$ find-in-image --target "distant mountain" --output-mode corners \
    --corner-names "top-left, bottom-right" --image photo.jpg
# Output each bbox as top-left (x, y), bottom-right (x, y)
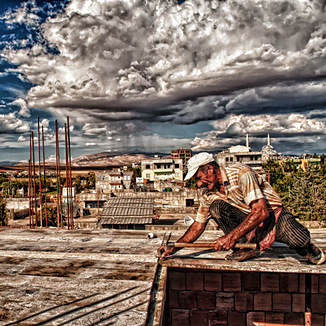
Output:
top-left (71, 151), bottom-right (171, 167)
top-left (0, 161), bottom-right (20, 166)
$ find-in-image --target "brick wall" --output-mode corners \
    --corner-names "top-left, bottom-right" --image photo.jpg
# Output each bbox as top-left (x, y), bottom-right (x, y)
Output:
top-left (165, 268), bottom-right (326, 326)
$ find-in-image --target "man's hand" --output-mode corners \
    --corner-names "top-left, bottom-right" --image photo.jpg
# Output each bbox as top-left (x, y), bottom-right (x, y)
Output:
top-left (157, 244), bottom-right (177, 260)
top-left (214, 234), bottom-right (236, 251)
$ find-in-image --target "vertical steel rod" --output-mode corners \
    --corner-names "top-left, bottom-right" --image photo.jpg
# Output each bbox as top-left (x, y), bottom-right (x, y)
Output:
top-left (55, 121), bottom-right (62, 228)
top-left (67, 117), bottom-right (73, 229)
top-left (38, 118), bottom-right (42, 227)
top-left (64, 123), bottom-right (70, 229)
top-left (42, 126), bottom-right (48, 228)
top-left (31, 131), bottom-right (37, 228)
top-left (28, 137), bottom-right (32, 229)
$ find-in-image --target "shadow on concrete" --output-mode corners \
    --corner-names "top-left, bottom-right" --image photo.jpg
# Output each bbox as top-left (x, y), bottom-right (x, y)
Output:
top-left (4, 285), bottom-right (149, 326)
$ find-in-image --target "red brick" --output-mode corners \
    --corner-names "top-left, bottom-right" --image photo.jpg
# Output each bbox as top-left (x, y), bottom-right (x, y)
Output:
top-left (209, 311), bottom-right (227, 326)
top-left (273, 293), bottom-right (291, 312)
top-left (171, 309), bottom-right (190, 326)
top-left (261, 273), bottom-right (279, 292)
top-left (311, 314), bottom-right (325, 326)
top-left (312, 274), bottom-right (319, 293)
top-left (318, 274), bottom-right (326, 293)
top-left (197, 291), bottom-right (216, 309)
top-left (186, 272), bottom-right (203, 291)
top-left (284, 312), bottom-right (304, 325)
top-left (242, 272), bottom-right (260, 291)
top-left (311, 293), bottom-right (326, 313)
top-left (228, 311), bottom-right (246, 326)
top-left (280, 273), bottom-right (298, 293)
top-left (216, 292), bottom-right (234, 310)
top-left (247, 312), bottom-right (265, 325)
top-left (169, 272), bottom-right (186, 290)
top-left (190, 310), bottom-right (209, 326)
top-left (292, 293), bottom-right (305, 313)
top-left (178, 291), bottom-right (196, 309)
top-left (169, 290), bottom-right (179, 308)
top-left (265, 312), bottom-right (284, 323)
top-left (204, 272), bottom-right (222, 291)
top-left (299, 274), bottom-right (306, 293)
top-left (254, 293), bottom-right (272, 311)
top-left (235, 292), bottom-right (253, 311)
top-left (223, 272), bottom-right (241, 291)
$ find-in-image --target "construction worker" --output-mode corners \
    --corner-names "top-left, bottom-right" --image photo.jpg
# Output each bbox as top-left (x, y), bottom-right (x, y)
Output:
top-left (158, 152), bottom-right (325, 264)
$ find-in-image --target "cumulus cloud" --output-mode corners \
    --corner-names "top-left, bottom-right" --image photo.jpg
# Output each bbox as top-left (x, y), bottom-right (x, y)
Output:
top-left (10, 98), bottom-right (30, 117)
top-left (2, 0), bottom-right (326, 156)
top-left (0, 112), bottom-right (30, 134)
top-left (191, 113), bottom-right (326, 153)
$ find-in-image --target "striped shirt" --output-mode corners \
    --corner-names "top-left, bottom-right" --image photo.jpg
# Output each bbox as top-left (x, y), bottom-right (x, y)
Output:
top-left (195, 163), bottom-right (283, 223)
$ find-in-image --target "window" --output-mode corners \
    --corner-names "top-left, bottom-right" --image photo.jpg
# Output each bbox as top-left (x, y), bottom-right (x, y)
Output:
top-left (226, 157), bottom-right (229, 162)
top-left (230, 157), bottom-right (234, 162)
top-left (146, 164), bottom-right (150, 169)
top-left (175, 164), bottom-right (179, 169)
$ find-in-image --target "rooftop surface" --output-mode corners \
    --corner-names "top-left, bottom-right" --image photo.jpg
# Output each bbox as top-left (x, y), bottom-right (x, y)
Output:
top-left (0, 228), bottom-right (162, 326)
top-left (0, 227), bottom-right (325, 325)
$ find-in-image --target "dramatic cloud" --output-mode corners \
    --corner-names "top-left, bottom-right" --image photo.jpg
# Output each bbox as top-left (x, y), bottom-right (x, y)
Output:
top-left (0, 112), bottom-right (30, 133)
top-left (1, 0), bottom-right (326, 158)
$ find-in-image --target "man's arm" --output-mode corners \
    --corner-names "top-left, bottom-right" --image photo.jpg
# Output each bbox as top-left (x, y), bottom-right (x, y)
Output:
top-left (158, 221), bottom-right (207, 260)
top-left (214, 198), bottom-right (269, 251)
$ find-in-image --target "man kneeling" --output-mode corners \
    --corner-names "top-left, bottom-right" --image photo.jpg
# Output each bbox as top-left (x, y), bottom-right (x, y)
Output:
top-left (158, 152), bottom-right (325, 265)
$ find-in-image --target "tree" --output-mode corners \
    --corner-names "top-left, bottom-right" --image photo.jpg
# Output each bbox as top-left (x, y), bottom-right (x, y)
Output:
top-left (289, 167), bottom-right (326, 221)
top-left (0, 197), bottom-right (7, 226)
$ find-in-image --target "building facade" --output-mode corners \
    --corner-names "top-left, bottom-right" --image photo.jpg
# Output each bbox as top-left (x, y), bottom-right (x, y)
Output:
top-left (95, 168), bottom-right (134, 193)
top-left (171, 147), bottom-right (192, 168)
top-left (141, 157), bottom-right (183, 182)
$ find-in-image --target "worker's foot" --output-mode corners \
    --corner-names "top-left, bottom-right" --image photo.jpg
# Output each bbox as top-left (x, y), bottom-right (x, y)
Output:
top-left (225, 248), bottom-right (256, 262)
top-left (306, 244), bottom-right (326, 265)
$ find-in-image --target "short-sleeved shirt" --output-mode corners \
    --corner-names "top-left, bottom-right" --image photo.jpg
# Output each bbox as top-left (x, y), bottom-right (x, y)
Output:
top-left (195, 163), bottom-right (283, 223)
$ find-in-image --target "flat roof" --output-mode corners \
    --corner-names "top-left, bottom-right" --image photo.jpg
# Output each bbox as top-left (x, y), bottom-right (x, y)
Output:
top-left (0, 228), bottom-right (161, 325)
top-left (160, 229), bottom-right (326, 274)
top-left (0, 227), bottom-right (325, 325)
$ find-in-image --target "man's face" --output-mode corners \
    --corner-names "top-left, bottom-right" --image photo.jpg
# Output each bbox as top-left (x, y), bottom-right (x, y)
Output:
top-left (194, 165), bottom-right (217, 190)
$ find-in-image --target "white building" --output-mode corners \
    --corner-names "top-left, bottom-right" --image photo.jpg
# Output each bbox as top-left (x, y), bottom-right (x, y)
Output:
top-left (141, 158), bottom-right (183, 182)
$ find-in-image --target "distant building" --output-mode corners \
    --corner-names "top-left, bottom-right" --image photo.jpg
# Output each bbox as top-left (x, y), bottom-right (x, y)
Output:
top-left (62, 187), bottom-right (75, 203)
top-left (171, 147), bottom-right (192, 168)
top-left (98, 197), bottom-right (154, 230)
top-left (95, 168), bottom-right (134, 193)
top-left (215, 134), bottom-right (263, 172)
top-left (262, 134), bottom-right (282, 162)
top-left (141, 157), bottom-right (183, 182)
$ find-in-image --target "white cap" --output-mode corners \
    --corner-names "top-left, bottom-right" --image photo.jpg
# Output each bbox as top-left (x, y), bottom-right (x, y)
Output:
top-left (184, 152), bottom-right (215, 180)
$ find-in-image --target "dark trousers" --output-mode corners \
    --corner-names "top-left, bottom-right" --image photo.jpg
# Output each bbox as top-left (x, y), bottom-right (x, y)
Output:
top-left (209, 200), bottom-right (311, 255)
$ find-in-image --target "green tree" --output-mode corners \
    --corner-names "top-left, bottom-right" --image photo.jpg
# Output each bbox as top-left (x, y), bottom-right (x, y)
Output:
top-left (288, 167), bottom-right (326, 221)
top-left (0, 196), bottom-right (7, 226)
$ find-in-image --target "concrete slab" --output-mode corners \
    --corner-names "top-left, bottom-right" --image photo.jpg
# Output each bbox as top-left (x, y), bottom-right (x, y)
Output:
top-left (0, 227), bottom-right (325, 325)
top-left (160, 229), bottom-right (326, 273)
top-left (0, 228), bottom-right (163, 326)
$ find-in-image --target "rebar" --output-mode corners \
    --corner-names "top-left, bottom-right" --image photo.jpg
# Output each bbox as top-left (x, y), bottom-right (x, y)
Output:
top-left (38, 118), bottom-right (42, 227)
top-left (42, 126), bottom-right (48, 228)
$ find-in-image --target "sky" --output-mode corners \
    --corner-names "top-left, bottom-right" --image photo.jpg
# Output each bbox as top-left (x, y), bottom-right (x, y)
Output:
top-left (1, 0), bottom-right (326, 162)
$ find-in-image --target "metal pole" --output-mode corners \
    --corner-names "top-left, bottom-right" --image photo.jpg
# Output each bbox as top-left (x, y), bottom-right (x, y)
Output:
top-left (64, 123), bottom-right (70, 229)
top-left (28, 149), bottom-right (32, 229)
top-left (31, 131), bottom-right (37, 228)
top-left (55, 120), bottom-right (62, 228)
top-left (42, 126), bottom-right (48, 228)
top-left (67, 117), bottom-right (74, 229)
top-left (38, 118), bottom-right (42, 227)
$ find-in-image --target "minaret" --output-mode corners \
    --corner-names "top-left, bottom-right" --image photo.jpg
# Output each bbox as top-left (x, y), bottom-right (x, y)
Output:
top-left (267, 133), bottom-right (271, 146)
top-left (246, 134), bottom-right (249, 147)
